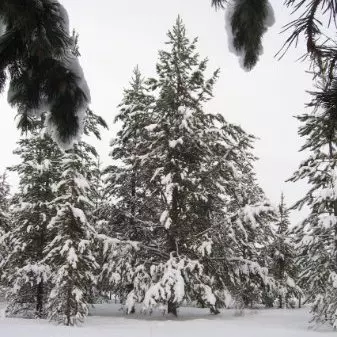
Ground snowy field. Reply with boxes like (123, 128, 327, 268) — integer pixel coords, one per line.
(0, 303, 335, 337)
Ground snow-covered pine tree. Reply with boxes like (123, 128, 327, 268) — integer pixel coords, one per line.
(230, 183, 276, 308)
(0, 1, 90, 147)
(100, 66, 162, 308)
(201, 124, 277, 309)
(104, 66, 158, 240)
(4, 118, 62, 318)
(269, 193, 301, 308)
(101, 18, 221, 315)
(289, 76, 337, 326)
(44, 109, 107, 325)
(102, 17, 277, 315)
(132, 17, 223, 315)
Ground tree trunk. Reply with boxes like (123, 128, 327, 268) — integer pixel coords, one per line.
(35, 216, 46, 318)
(168, 301, 178, 316)
(279, 295, 283, 309)
(35, 281, 44, 317)
(210, 306, 220, 315)
(167, 186, 179, 253)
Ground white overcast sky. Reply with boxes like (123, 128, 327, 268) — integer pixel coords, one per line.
(0, 0, 313, 222)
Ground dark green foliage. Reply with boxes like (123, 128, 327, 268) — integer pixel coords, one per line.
(229, 0, 272, 70)
(212, 0, 274, 70)
(0, 1, 90, 146)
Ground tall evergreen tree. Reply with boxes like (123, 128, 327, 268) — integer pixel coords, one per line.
(44, 109, 107, 325)
(289, 72, 337, 326)
(203, 132, 277, 308)
(101, 17, 277, 315)
(101, 66, 163, 309)
(128, 17, 223, 315)
(4, 119, 62, 318)
(104, 66, 158, 241)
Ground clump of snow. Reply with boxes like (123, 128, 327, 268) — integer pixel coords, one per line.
(159, 210, 172, 229)
(145, 124, 158, 132)
(70, 206, 87, 224)
(198, 238, 213, 257)
(169, 138, 183, 149)
(74, 173, 90, 191)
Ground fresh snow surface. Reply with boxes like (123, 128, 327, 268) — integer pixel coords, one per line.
(0, 303, 335, 337)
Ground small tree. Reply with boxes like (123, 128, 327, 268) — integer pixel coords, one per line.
(44, 149, 97, 325)
(269, 193, 301, 308)
(45, 109, 107, 325)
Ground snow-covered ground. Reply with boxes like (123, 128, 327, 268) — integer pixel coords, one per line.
(0, 303, 335, 337)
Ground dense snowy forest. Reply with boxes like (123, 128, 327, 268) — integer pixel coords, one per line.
(1, 0, 337, 334)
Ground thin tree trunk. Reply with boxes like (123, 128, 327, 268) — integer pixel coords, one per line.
(35, 281, 44, 317)
(35, 215, 46, 317)
(279, 295, 283, 309)
(210, 306, 220, 314)
(168, 301, 178, 316)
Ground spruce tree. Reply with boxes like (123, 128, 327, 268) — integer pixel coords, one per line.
(44, 149, 97, 325)
(133, 17, 222, 315)
(289, 72, 337, 326)
(4, 119, 62, 318)
(104, 66, 158, 241)
(44, 109, 107, 325)
(101, 67, 160, 308)
(206, 135, 277, 308)
(102, 17, 277, 315)
(269, 193, 301, 308)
